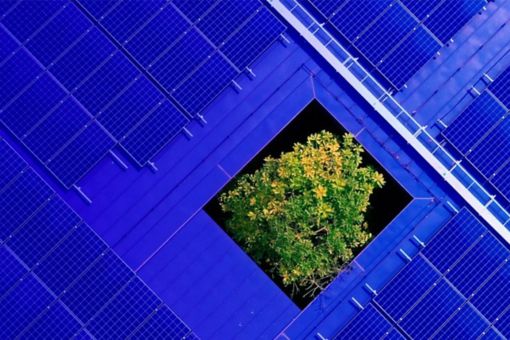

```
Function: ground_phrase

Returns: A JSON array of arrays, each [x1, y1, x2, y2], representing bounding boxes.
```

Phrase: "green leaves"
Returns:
[[219, 131, 384, 298]]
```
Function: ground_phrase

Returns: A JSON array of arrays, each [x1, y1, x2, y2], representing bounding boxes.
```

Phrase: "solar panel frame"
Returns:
[[0, 246, 27, 297], [335, 304, 394, 339], [130, 305, 191, 339], [0, 139, 26, 190], [0, 25, 19, 62], [434, 302, 489, 338]]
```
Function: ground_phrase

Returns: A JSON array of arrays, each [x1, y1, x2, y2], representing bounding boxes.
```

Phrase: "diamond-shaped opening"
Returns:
[[205, 100, 411, 307]]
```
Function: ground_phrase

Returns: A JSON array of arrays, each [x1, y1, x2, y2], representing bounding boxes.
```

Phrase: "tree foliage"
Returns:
[[219, 131, 385, 298]]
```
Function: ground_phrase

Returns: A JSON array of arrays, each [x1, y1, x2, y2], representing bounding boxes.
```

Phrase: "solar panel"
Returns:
[[25, 3, 91, 67], [125, 5, 189, 67], [490, 67, 510, 109], [494, 309, 510, 338], [443, 91, 507, 155], [121, 100, 189, 166], [0, 49, 42, 108], [61, 251, 133, 323], [435, 303, 489, 338], [131, 305, 191, 340], [400, 0, 444, 20], [492, 164, 510, 201], [0, 168, 52, 241], [374, 255, 439, 320], [46, 122, 115, 188], [329, 0, 393, 42], [171, 0, 217, 22], [76, 0, 117, 19], [20, 301, 82, 339], [150, 28, 214, 91], [0, 274, 54, 339], [23, 97, 91, 162], [467, 117, 510, 178], [483, 327, 505, 340], [1, 72, 66, 138], [33, 223, 106, 294], [221, 7, 286, 69], [197, 1, 260, 46], [446, 234, 509, 297], [74, 51, 139, 115], [354, 3, 418, 64], [173, 52, 237, 115], [422, 208, 485, 273], [399, 279, 464, 339], [49, 27, 116, 90], [378, 25, 441, 88], [307, 0, 344, 18], [0, 25, 18, 62], [97, 76, 164, 140], [0, 139, 26, 189], [6, 196, 80, 268], [0, 246, 27, 296], [335, 304, 394, 339], [471, 262, 510, 322], [0, 0, 17, 17], [99, 0, 165, 43], [87, 277, 161, 339], [424, 0, 486, 43], [1, 0, 65, 42]]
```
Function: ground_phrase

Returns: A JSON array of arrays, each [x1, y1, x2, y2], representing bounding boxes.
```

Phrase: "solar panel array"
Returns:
[[336, 208, 510, 338], [0, 138, 194, 339], [0, 0, 285, 188], [306, 0, 486, 88], [442, 66, 510, 203]]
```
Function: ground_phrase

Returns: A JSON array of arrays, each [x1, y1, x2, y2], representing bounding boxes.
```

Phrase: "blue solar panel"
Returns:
[[1, 0, 65, 42], [399, 279, 464, 339], [468, 117, 510, 178], [0, 49, 42, 108], [0, 0, 17, 17], [494, 309, 510, 338], [125, 5, 189, 67], [6, 197, 80, 268], [121, 100, 189, 165], [173, 53, 237, 115], [375, 255, 439, 320], [172, 0, 217, 22], [490, 67, 510, 109], [0, 25, 18, 62], [222, 7, 285, 69], [355, 3, 418, 64], [484, 327, 505, 340], [385, 328, 406, 340], [23, 98, 91, 162], [492, 164, 510, 201], [1, 72, 66, 138], [150, 28, 214, 91], [401, 0, 444, 20], [100, 0, 165, 43], [74, 329, 94, 339], [198, 1, 260, 46], [329, 0, 394, 42], [0, 168, 52, 240], [443, 92, 506, 155], [131, 305, 191, 340], [77, 0, 117, 19], [422, 208, 486, 273], [21, 301, 82, 339], [307, 0, 343, 18], [378, 25, 441, 88], [33, 223, 106, 295], [335, 304, 393, 339], [435, 303, 489, 338], [49, 28, 116, 90], [25, 3, 91, 67], [74, 52, 139, 115], [425, 0, 486, 43], [0, 139, 26, 189], [87, 277, 161, 339], [46, 122, 115, 187], [471, 262, 510, 322], [0, 246, 26, 296], [61, 251, 133, 323], [98, 76, 163, 140], [446, 234, 509, 297], [0, 274, 54, 339]]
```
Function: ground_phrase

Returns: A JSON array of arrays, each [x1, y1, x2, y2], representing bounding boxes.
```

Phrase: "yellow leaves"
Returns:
[[249, 197, 256, 206], [374, 172, 385, 187], [314, 185, 327, 199], [247, 211, 256, 220]]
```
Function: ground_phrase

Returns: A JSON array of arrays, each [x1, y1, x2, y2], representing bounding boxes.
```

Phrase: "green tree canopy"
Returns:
[[220, 131, 384, 298]]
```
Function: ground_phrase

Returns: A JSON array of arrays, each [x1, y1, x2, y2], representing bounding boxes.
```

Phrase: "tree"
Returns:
[[219, 131, 385, 298]]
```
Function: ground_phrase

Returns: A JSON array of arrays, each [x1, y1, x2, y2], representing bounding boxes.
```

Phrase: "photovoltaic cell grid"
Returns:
[[0, 138, 195, 339], [337, 208, 510, 338], [307, 0, 485, 88]]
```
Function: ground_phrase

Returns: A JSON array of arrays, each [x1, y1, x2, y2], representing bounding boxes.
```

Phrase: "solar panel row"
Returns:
[[337, 208, 510, 338], [308, 0, 485, 88], [0, 138, 194, 339]]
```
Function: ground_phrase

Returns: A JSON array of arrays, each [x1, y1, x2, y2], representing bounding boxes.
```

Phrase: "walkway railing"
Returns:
[[268, 0, 510, 242]]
